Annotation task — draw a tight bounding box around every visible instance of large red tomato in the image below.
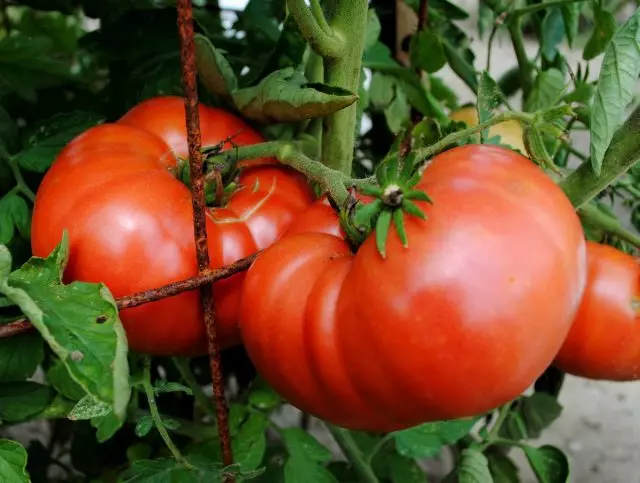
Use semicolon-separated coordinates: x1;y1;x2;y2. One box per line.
239;144;587;431
31;96;314;356
554;242;640;380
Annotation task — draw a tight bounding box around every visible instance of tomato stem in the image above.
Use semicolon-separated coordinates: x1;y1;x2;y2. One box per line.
320;0;369;175
560;105;640;208
172;357;217;420
287;0;345;58
142;356;196;470
578;203;640;249
327;424;381;483
8;158;36;202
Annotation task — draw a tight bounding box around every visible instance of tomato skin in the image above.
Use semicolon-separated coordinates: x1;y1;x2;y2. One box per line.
554;242;640;381
240;144;587;431
31;96;313;356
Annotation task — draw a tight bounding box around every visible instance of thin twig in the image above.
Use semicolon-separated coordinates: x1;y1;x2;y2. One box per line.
176;0;234;475
0;253;258;340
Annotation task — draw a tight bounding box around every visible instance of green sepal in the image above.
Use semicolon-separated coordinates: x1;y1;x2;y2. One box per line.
393;209;408;248
385;152;401;184
406;170;422;189
402;199;427;220
375;159;390;186
405;189;433;203
523;126;562;174
376;209;393;258
400;151;418;181
358;184;384;198
352;199;384;233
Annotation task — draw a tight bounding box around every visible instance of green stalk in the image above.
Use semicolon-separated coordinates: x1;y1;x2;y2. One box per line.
560;105;640;208
142;357;195;469
512;0;589;17
287;0;344;58
327;424;380;483
172;357;216;420
206;141;350;204
578;203;640;248
507;18;533;101
8;158;35;202
322;0;369;175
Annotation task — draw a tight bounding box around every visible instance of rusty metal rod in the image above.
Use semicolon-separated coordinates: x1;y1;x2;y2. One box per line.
0;252;258;340
176;0;234;472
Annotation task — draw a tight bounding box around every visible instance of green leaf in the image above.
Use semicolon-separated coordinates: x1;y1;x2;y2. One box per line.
583;3;617;61
561;3;582;46
124;457;222;483
381;452;426;483
46;358;85;400
0;34;76;101
0;440;30;483
233;413;268;472
369;73;396;109
523;445;570;483
524;68;565;112
541;8;565;62
135;416;154;438
364;8;382;51
384;86;410;134
375;209;393;258
0;194;31;245
0;331;43;382
0;382;55;422
93;410;124;443
194;34;238;97
477;71;502;143
232;67;357;123
15;111;104;172
0;234;131;423
284;455;337;483
248;379;281;410
442;37;478;93
590;9;640;176
410;30;446;73
68;394;112;420
393;417;478;459
487;450;519;483
282;428;332;463
499;393;563;440
153;380;193;396
458;449;493;483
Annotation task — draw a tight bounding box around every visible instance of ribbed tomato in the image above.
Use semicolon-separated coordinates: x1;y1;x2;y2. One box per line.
31;96;314;356
239;144;587;431
554;241;640;380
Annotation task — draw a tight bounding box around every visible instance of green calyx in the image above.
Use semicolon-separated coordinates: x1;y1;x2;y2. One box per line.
342;148;433;258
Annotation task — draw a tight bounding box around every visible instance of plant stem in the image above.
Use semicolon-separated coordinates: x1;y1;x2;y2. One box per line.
327;424;380;483
172;357;216;419
560;105;640;208
207;141;351;204
366;433;393;465
414;111;535;164
142;357;195;469
321;0;369;175
578;203;640;248
8;158;35;202
287;0;344;58
488;401;513;440
507;18;533;101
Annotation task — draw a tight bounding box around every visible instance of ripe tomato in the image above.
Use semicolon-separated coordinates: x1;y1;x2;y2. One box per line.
554;242;640;380
31;96;313;356
449;106;526;154
239;144;587;431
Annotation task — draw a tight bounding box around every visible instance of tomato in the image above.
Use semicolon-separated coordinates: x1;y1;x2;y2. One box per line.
31;96;314;356
554;242;640;380
449;106;526;154
239;144;587;431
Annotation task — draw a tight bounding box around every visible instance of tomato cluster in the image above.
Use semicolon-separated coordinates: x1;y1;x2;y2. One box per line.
31;96;314;356
31;96;640;432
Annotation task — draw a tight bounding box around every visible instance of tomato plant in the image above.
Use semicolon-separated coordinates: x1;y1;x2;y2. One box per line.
1;1;640;483
554;241;640;381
